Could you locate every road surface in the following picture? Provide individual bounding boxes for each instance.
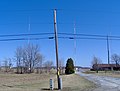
[77,71,120,91]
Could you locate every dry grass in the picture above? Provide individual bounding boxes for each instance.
[0,73,96,91]
[95,71,120,78]
[84,71,120,78]
[0,73,53,91]
[83,71,96,74]
[59,74,96,91]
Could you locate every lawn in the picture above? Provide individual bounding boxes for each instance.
[0,73,96,91]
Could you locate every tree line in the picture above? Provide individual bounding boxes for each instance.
[0,43,76,75]
[91,54,120,72]
[0,43,65,74]
[92,54,120,66]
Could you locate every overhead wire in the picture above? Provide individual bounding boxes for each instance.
[0,37,54,42]
[0,33,54,37]
[0,32,120,38]
[0,32,119,42]
[1,37,120,42]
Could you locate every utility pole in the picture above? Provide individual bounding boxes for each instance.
[107,35,110,64]
[54,9,60,89]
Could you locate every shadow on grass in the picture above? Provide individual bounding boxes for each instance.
[2,84,13,88]
[41,87,72,91]
[41,88,58,90]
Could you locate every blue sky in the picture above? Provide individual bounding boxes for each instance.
[0,0,120,67]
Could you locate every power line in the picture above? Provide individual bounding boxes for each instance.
[0,9,53,12]
[0,22,54,25]
[1,36,120,42]
[0,32,117,38]
[58,33,120,39]
[0,37,54,42]
[0,33,54,37]
[58,33,107,38]
[58,36,120,40]
[58,37,106,40]
[1,32,120,42]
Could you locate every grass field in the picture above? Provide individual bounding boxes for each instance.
[59,74,96,91]
[0,73,96,91]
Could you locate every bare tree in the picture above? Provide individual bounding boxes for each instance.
[44,61,53,73]
[3,58,8,72]
[8,58,12,71]
[15,47,23,74]
[58,59,64,74]
[36,55,44,74]
[111,54,120,66]
[15,43,43,73]
[92,56,102,73]
[0,61,1,71]
[24,44,43,73]
[3,58,12,72]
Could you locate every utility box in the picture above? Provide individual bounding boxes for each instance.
[59,78,62,89]
[50,79,54,90]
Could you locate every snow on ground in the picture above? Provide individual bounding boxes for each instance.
[76,71,120,91]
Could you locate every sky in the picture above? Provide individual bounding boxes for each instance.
[0,0,120,67]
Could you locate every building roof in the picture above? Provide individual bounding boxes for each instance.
[94,64,120,68]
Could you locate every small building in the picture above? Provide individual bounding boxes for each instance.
[92,64,120,71]
[74,66,82,71]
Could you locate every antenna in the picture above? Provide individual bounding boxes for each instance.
[74,22,76,67]
[28,16,31,44]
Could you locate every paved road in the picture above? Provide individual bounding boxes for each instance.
[76,72,120,91]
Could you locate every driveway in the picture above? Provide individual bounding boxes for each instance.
[76,71,120,91]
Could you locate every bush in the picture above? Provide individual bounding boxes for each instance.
[65,58,75,74]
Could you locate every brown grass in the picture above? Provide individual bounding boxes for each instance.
[95,71,120,78]
[84,71,120,78]
[0,73,53,91]
[0,73,96,91]
[59,74,96,91]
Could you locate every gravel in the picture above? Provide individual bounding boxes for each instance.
[76,71,120,91]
